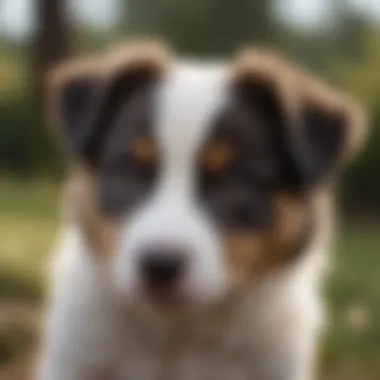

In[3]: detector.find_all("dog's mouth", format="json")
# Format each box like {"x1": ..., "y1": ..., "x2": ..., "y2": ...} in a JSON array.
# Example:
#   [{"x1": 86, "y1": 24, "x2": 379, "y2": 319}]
[{"x1": 142, "y1": 283, "x2": 188, "y2": 312}]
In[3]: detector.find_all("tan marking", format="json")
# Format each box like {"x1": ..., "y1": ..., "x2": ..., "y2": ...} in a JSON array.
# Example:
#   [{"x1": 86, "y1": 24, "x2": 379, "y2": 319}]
[
  {"x1": 65, "y1": 164, "x2": 119, "y2": 261},
  {"x1": 133, "y1": 138, "x2": 157, "y2": 165},
  {"x1": 226, "y1": 233, "x2": 264, "y2": 286},
  {"x1": 225, "y1": 194, "x2": 310, "y2": 285},
  {"x1": 203, "y1": 141, "x2": 232, "y2": 172}
]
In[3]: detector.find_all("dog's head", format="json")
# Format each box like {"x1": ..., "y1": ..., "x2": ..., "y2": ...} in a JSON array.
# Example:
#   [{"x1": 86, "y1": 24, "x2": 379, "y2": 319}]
[{"x1": 47, "y1": 40, "x2": 365, "y2": 312}]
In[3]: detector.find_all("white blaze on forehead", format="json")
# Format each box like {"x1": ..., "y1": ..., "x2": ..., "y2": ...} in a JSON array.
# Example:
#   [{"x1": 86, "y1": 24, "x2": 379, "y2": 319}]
[{"x1": 154, "y1": 62, "x2": 229, "y2": 176}]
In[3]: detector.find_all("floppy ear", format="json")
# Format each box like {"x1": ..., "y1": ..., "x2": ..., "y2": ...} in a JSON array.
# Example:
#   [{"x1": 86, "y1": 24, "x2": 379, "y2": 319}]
[
  {"x1": 47, "y1": 41, "x2": 170, "y2": 164},
  {"x1": 47, "y1": 57, "x2": 101, "y2": 159},
  {"x1": 233, "y1": 51, "x2": 366, "y2": 190},
  {"x1": 297, "y1": 87, "x2": 364, "y2": 187}
]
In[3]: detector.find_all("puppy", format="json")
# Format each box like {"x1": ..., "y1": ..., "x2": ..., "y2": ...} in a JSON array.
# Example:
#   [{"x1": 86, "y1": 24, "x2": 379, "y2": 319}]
[{"x1": 38, "y1": 40, "x2": 365, "y2": 380}]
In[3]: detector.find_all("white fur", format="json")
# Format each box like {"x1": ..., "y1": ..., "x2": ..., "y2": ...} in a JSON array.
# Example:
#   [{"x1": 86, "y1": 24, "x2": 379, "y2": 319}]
[
  {"x1": 114, "y1": 63, "x2": 230, "y2": 305},
  {"x1": 38, "y1": 62, "x2": 328, "y2": 380}
]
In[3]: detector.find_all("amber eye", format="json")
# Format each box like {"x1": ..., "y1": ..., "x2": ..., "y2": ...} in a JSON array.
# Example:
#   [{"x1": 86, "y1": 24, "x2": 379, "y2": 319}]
[
  {"x1": 203, "y1": 141, "x2": 233, "y2": 173},
  {"x1": 133, "y1": 138, "x2": 157, "y2": 165}
]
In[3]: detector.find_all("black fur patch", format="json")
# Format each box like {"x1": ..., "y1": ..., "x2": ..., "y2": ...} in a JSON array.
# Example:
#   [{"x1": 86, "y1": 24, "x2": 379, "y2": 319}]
[
  {"x1": 97, "y1": 86, "x2": 159, "y2": 217},
  {"x1": 197, "y1": 95, "x2": 277, "y2": 231},
  {"x1": 59, "y1": 75, "x2": 99, "y2": 155},
  {"x1": 57, "y1": 64, "x2": 162, "y2": 217}
]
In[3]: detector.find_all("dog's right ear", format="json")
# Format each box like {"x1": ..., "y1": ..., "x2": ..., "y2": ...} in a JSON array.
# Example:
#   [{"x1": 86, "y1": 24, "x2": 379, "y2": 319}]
[
  {"x1": 232, "y1": 49, "x2": 366, "y2": 190},
  {"x1": 47, "y1": 41, "x2": 170, "y2": 164}
]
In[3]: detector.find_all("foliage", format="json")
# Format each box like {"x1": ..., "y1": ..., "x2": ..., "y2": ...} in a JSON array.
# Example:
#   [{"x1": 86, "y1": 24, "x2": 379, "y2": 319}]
[
  {"x1": 326, "y1": 27, "x2": 380, "y2": 211},
  {"x1": 125, "y1": 0, "x2": 278, "y2": 55},
  {"x1": 330, "y1": 28, "x2": 380, "y2": 108},
  {"x1": 0, "y1": 49, "x2": 61, "y2": 176}
]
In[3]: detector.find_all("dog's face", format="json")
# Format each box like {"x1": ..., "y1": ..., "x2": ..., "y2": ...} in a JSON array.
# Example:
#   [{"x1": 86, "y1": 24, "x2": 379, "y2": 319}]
[{"x1": 48, "y1": 42, "x2": 365, "y2": 312}]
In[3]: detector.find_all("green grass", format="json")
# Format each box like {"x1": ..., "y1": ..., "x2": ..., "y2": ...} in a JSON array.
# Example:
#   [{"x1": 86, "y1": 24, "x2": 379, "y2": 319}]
[
  {"x1": 0, "y1": 180, "x2": 59, "y2": 301},
  {"x1": 323, "y1": 230, "x2": 380, "y2": 379},
  {"x1": 0, "y1": 180, "x2": 379, "y2": 378}
]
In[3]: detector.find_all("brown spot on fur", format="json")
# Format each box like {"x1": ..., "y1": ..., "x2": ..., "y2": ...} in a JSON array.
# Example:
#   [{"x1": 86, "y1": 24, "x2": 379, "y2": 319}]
[
  {"x1": 133, "y1": 138, "x2": 157, "y2": 165},
  {"x1": 65, "y1": 164, "x2": 119, "y2": 260},
  {"x1": 225, "y1": 193, "x2": 310, "y2": 284},
  {"x1": 226, "y1": 233, "x2": 264, "y2": 285},
  {"x1": 203, "y1": 141, "x2": 233, "y2": 172}
]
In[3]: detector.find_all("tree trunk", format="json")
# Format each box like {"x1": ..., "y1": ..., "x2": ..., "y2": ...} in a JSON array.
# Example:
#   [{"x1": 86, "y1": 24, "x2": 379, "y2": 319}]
[
  {"x1": 36, "y1": 0, "x2": 71, "y2": 72},
  {"x1": 34, "y1": 0, "x2": 72, "y2": 172},
  {"x1": 35, "y1": 0, "x2": 71, "y2": 105}
]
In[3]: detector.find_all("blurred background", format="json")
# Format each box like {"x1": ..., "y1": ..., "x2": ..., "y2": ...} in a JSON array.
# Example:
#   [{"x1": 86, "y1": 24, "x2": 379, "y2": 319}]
[{"x1": 0, "y1": 0, "x2": 379, "y2": 379}]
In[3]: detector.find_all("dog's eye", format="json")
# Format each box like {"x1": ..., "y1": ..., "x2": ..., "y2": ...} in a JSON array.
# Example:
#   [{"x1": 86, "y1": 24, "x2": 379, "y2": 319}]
[
  {"x1": 133, "y1": 138, "x2": 157, "y2": 166},
  {"x1": 202, "y1": 141, "x2": 233, "y2": 173}
]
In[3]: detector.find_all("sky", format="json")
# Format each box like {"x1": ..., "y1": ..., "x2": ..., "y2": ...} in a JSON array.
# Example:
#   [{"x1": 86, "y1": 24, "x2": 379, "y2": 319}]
[
  {"x1": 0, "y1": 0, "x2": 379, "y2": 41},
  {"x1": 279, "y1": 0, "x2": 380, "y2": 26}
]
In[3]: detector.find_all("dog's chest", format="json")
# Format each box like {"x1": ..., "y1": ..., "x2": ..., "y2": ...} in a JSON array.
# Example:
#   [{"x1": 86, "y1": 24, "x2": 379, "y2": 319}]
[
  {"x1": 112, "y1": 323, "x2": 289, "y2": 380},
  {"x1": 116, "y1": 343, "x2": 252, "y2": 380}
]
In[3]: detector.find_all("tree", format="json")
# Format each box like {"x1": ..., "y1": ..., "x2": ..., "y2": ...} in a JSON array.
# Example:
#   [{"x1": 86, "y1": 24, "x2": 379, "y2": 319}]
[
  {"x1": 35, "y1": 0, "x2": 71, "y2": 97},
  {"x1": 33, "y1": 0, "x2": 72, "y2": 173}
]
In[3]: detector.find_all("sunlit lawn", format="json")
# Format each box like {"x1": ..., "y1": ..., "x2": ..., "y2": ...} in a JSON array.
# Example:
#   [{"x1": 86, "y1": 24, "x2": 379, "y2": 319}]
[
  {"x1": 0, "y1": 180, "x2": 59, "y2": 302},
  {"x1": 0, "y1": 180, "x2": 379, "y2": 379}
]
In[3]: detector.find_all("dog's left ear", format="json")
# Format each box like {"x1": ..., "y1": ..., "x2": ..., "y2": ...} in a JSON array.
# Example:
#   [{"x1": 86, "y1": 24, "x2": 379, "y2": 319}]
[
  {"x1": 233, "y1": 50, "x2": 366, "y2": 189},
  {"x1": 46, "y1": 57, "x2": 101, "y2": 158},
  {"x1": 46, "y1": 40, "x2": 170, "y2": 164}
]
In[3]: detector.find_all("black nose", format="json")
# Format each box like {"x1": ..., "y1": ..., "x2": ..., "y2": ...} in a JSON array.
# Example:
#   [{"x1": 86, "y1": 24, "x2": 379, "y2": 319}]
[{"x1": 139, "y1": 249, "x2": 187, "y2": 288}]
